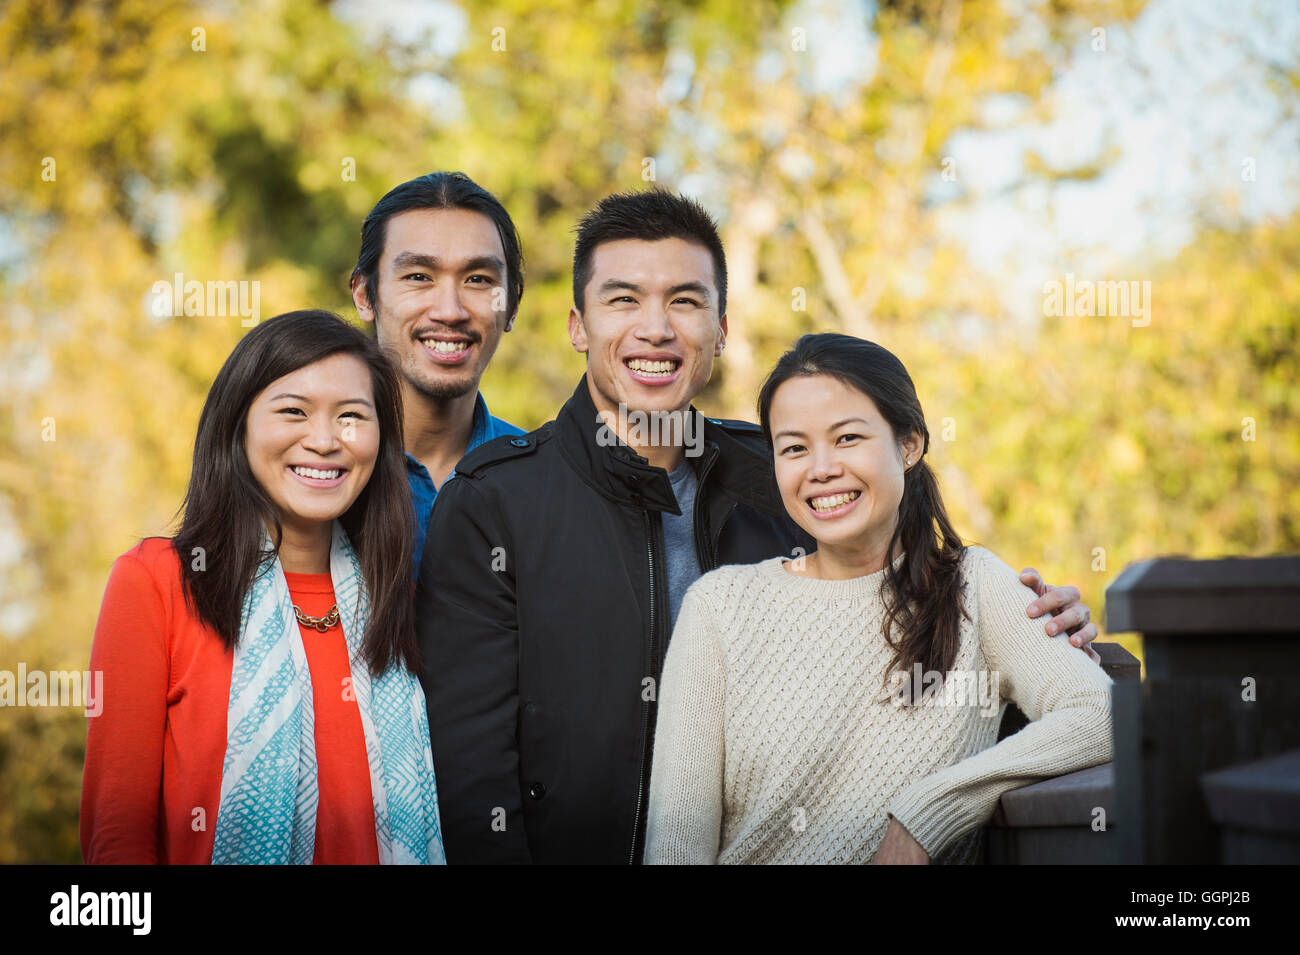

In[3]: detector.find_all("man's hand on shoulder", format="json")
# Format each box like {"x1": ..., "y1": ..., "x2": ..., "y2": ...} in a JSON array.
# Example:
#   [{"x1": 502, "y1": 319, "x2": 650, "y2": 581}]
[{"x1": 1019, "y1": 567, "x2": 1101, "y2": 663}]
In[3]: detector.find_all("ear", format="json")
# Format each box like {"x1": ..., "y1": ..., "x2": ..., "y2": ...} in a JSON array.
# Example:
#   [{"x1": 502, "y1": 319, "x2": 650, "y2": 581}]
[
  {"x1": 714, "y1": 312, "x2": 728, "y2": 356},
  {"x1": 568, "y1": 306, "x2": 589, "y2": 355},
  {"x1": 901, "y1": 431, "x2": 924, "y2": 470},
  {"x1": 350, "y1": 274, "x2": 374, "y2": 325},
  {"x1": 504, "y1": 307, "x2": 518, "y2": 334}
]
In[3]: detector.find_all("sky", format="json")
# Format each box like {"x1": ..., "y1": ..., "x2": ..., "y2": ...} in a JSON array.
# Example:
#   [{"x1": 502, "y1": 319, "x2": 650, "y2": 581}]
[{"x1": 931, "y1": 0, "x2": 1300, "y2": 315}]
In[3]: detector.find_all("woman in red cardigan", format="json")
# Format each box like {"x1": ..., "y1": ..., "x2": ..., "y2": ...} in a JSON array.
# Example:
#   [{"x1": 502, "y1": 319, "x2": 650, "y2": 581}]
[{"x1": 81, "y1": 309, "x2": 444, "y2": 864}]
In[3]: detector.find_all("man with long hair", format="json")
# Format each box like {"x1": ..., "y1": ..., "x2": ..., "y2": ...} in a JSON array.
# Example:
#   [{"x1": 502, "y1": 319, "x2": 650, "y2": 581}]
[{"x1": 350, "y1": 172, "x2": 524, "y2": 574}]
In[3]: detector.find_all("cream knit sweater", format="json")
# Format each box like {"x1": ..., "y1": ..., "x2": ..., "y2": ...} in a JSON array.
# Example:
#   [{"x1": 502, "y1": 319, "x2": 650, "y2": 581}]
[{"x1": 644, "y1": 546, "x2": 1113, "y2": 865}]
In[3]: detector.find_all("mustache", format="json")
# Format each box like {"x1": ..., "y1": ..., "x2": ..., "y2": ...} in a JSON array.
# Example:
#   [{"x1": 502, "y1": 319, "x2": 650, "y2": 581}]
[{"x1": 411, "y1": 328, "x2": 482, "y2": 345}]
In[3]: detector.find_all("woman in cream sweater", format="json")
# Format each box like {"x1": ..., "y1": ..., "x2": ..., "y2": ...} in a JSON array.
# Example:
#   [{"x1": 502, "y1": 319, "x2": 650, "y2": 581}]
[{"x1": 645, "y1": 333, "x2": 1113, "y2": 865}]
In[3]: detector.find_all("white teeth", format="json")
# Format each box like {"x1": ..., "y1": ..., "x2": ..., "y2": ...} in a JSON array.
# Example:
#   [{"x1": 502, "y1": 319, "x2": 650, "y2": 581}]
[
  {"x1": 810, "y1": 491, "x2": 860, "y2": 511},
  {"x1": 292, "y1": 466, "x2": 341, "y2": 480},
  {"x1": 423, "y1": 339, "x2": 470, "y2": 354},
  {"x1": 627, "y1": 358, "x2": 679, "y2": 376}
]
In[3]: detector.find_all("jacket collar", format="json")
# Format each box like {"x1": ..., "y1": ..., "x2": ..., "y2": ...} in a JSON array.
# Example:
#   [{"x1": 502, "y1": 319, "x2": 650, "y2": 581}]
[{"x1": 554, "y1": 375, "x2": 786, "y2": 518}]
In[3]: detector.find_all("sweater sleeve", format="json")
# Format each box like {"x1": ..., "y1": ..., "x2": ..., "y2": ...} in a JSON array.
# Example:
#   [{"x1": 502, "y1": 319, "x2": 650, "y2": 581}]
[
  {"x1": 80, "y1": 549, "x2": 171, "y2": 864},
  {"x1": 884, "y1": 547, "x2": 1113, "y2": 860},
  {"x1": 644, "y1": 583, "x2": 728, "y2": 865}
]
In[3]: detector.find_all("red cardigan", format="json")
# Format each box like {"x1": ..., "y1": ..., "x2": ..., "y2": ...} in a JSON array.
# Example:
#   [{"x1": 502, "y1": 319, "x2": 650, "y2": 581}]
[{"x1": 81, "y1": 537, "x2": 380, "y2": 864}]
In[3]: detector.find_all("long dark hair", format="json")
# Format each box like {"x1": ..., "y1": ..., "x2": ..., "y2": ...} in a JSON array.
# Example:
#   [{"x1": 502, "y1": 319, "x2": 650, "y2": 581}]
[
  {"x1": 758, "y1": 333, "x2": 968, "y2": 699},
  {"x1": 174, "y1": 309, "x2": 416, "y2": 676}
]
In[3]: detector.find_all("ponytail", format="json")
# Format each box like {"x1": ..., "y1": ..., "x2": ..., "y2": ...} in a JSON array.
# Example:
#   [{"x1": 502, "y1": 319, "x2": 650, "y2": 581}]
[{"x1": 880, "y1": 457, "x2": 968, "y2": 703}]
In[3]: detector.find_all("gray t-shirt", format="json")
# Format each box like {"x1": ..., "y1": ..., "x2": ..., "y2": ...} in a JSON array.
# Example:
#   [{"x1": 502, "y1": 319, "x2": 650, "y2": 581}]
[{"x1": 663, "y1": 460, "x2": 704, "y2": 630}]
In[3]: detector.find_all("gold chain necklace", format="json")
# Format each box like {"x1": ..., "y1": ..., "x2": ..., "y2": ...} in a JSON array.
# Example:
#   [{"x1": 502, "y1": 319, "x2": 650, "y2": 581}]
[{"x1": 293, "y1": 604, "x2": 340, "y2": 632}]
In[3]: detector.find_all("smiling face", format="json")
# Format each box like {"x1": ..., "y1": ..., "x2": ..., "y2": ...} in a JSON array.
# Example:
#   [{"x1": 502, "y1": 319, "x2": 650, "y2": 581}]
[
  {"x1": 353, "y1": 207, "x2": 513, "y2": 402},
  {"x1": 568, "y1": 237, "x2": 727, "y2": 419},
  {"x1": 769, "y1": 373, "x2": 923, "y2": 557},
  {"x1": 243, "y1": 352, "x2": 380, "y2": 538}
]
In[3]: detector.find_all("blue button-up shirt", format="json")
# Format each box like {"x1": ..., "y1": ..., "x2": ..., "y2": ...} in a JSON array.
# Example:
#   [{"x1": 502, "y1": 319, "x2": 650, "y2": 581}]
[{"x1": 406, "y1": 392, "x2": 524, "y2": 577}]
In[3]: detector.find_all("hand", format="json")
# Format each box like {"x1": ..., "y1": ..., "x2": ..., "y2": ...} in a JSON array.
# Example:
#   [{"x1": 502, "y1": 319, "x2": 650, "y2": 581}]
[
  {"x1": 869, "y1": 817, "x2": 930, "y2": 865},
  {"x1": 1020, "y1": 567, "x2": 1101, "y2": 663}
]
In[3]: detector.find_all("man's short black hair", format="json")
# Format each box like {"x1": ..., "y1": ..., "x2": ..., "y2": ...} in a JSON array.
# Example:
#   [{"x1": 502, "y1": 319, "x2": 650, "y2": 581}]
[
  {"x1": 351, "y1": 171, "x2": 524, "y2": 320},
  {"x1": 572, "y1": 189, "x2": 727, "y2": 316}
]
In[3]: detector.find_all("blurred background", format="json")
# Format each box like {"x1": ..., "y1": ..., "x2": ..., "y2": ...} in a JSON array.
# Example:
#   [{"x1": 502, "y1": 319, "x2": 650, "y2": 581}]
[{"x1": 0, "y1": 0, "x2": 1296, "y2": 862}]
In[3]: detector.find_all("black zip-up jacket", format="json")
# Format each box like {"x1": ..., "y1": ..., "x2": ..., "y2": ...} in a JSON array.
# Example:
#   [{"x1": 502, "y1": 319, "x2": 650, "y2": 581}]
[{"x1": 415, "y1": 376, "x2": 812, "y2": 864}]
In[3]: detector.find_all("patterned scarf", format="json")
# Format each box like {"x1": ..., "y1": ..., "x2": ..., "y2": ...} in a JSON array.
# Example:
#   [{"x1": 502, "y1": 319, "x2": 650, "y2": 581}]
[{"x1": 211, "y1": 521, "x2": 444, "y2": 864}]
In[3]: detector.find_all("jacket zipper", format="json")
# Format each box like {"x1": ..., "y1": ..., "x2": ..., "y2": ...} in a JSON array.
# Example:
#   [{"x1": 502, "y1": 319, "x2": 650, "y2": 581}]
[
  {"x1": 692, "y1": 444, "x2": 721, "y2": 571},
  {"x1": 629, "y1": 509, "x2": 660, "y2": 863},
  {"x1": 629, "y1": 446, "x2": 722, "y2": 862}
]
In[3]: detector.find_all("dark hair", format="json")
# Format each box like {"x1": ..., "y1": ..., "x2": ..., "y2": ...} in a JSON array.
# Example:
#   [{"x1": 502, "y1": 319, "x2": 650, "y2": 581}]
[
  {"x1": 173, "y1": 310, "x2": 417, "y2": 676},
  {"x1": 757, "y1": 333, "x2": 968, "y2": 699},
  {"x1": 572, "y1": 189, "x2": 727, "y2": 315},
  {"x1": 351, "y1": 171, "x2": 525, "y2": 320}
]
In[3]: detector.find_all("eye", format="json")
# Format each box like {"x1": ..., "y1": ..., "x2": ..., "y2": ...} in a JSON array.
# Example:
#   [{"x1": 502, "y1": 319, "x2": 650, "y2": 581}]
[
  {"x1": 672, "y1": 297, "x2": 701, "y2": 307},
  {"x1": 340, "y1": 410, "x2": 368, "y2": 420},
  {"x1": 276, "y1": 406, "x2": 306, "y2": 417},
  {"x1": 779, "y1": 444, "x2": 806, "y2": 456},
  {"x1": 610, "y1": 295, "x2": 636, "y2": 304},
  {"x1": 466, "y1": 274, "x2": 494, "y2": 285},
  {"x1": 403, "y1": 272, "x2": 430, "y2": 281},
  {"x1": 837, "y1": 433, "x2": 863, "y2": 444}
]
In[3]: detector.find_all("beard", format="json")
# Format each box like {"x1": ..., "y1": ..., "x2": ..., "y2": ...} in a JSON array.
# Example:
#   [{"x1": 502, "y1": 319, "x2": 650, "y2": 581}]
[
  {"x1": 371, "y1": 296, "x2": 484, "y2": 401},
  {"x1": 405, "y1": 360, "x2": 478, "y2": 401}
]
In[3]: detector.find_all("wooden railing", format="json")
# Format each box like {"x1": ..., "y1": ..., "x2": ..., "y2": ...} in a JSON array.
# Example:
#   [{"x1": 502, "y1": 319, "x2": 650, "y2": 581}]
[{"x1": 984, "y1": 555, "x2": 1300, "y2": 864}]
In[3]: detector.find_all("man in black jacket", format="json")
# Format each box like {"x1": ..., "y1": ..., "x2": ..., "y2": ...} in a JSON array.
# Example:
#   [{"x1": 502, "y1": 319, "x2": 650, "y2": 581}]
[{"x1": 415, "y1": 190, "x2": 1096, "y2": 864}]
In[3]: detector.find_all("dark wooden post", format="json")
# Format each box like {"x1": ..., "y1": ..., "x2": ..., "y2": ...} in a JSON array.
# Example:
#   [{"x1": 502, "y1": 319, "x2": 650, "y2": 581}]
[
  {"x1": 1106, "y1": 555, "x2": 1300, "y2": 864},
  {"x1": 1200, "y1": 749, "x2": 1300, "y2": 863}
]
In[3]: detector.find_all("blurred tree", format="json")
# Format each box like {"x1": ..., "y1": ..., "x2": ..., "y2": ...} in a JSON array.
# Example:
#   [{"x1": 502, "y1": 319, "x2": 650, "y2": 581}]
[{"x1": 0, "y1": 0, "x2": 459, "y2": 861}]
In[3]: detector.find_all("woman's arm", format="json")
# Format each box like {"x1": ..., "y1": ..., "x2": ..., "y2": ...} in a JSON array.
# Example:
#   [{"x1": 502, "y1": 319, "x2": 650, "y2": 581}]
[
  {"x1": 80, "y1": 550, "x2": 171, "y2": 864},
  {"x1": 883, "y1": 547, "x2": 1114, "y2": 860},
  {"x1": 644, "y1": 585, "x2": 728, "y2": 865}
]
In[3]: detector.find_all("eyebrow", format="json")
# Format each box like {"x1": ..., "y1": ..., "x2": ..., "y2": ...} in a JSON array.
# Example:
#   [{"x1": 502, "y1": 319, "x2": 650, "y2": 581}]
[
  {"x1": 390, "y1": 251, "x2": 505, "y2": 275},
  {"x1": 598, "y1": 279, "x2": 712, "y2": 300},
  {"x1": 773, "y1": 417, "x2": 871, "y2": 441},
  {"x1": 268, "y1": 393, "x2": 375, "y2": 409},
  {"x1": 829, "y1": 416, "x2": 870, "y2": 431}
]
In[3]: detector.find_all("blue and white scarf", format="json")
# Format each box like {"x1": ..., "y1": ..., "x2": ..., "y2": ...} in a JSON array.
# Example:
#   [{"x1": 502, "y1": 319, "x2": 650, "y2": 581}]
[{"x1": 211, "y1": 522, "x2": 445, "y2": 865}]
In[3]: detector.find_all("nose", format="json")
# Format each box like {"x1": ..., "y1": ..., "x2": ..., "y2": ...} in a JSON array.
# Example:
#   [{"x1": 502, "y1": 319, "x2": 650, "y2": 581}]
[
  {"x1": 634, "y1": 297, "x2": 676, "y2": 344},
  {"x1": 809, "y1": 445, "x2": 843, "y2": 482},
  {"x1": 301, "y1": 412, "x2": 342, "y2": 455},
  {"x1": 426, "y1": 277, "x2": 471, "y2": 325}
]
